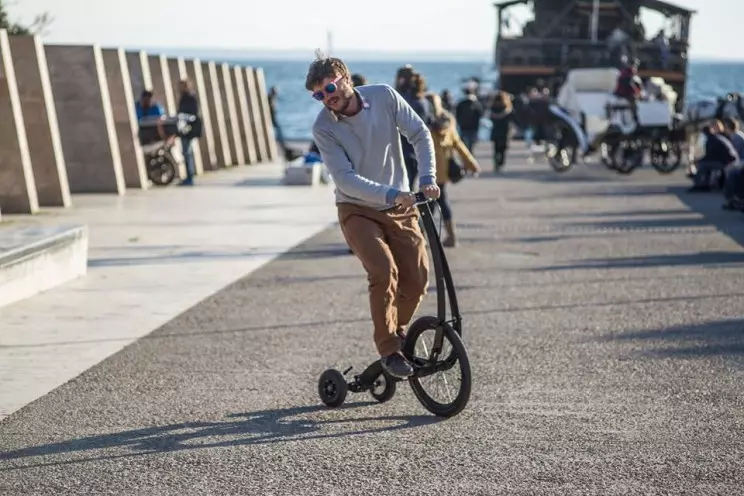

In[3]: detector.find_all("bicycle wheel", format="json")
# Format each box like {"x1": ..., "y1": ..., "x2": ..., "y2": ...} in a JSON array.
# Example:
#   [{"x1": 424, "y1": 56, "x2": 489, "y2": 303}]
[{"x1": 403, "y1": 316, "x2": 471, "y2": 418}]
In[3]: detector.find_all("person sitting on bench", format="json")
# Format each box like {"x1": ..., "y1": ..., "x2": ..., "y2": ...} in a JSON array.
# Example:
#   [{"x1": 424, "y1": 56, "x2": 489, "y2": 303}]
[{"x1": 690, "y1": 120, "x2": 739, "y2": 192}]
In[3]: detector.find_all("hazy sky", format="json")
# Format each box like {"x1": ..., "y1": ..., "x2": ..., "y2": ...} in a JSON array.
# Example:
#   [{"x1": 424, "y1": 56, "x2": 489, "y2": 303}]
[{"x1": 6, "y1": 0, "x2": 737, "y2": 60}]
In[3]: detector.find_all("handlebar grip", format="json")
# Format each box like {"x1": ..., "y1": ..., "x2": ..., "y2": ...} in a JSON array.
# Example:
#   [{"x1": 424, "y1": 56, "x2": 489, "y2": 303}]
[{"x1": 414, "y1": 192, "x2": 429, "y2": 204}]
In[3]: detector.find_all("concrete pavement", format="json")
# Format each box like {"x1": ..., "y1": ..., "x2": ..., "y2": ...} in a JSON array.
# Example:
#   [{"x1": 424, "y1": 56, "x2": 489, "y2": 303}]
[
  {"x1": 1, "y1": 145, "x2": 743, "y2": 494},
  {"x1": 0, "y1": 162, "x2": 337, "y2": 420}
]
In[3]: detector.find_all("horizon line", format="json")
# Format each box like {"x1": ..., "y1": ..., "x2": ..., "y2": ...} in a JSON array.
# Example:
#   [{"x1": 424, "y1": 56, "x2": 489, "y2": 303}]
[{"x1": 58, "y1": 42, "x2": 744, "y2": 64}]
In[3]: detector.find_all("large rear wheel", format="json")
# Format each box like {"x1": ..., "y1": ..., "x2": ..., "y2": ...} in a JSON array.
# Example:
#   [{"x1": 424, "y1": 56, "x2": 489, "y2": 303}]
[{"x1": 403, "y1": 316, "x2": 471, "y2": 418}]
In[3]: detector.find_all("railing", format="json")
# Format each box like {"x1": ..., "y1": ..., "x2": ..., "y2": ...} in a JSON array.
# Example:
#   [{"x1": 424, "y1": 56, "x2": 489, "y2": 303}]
[{"x1": 496, "y1": 37, "x2": 688, "y2": 73}]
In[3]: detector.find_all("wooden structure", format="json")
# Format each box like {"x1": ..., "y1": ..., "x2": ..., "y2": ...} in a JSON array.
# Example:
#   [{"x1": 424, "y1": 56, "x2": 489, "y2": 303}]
[{"x1": 494, "y1": 0, "x2": 695, "y2": 108}]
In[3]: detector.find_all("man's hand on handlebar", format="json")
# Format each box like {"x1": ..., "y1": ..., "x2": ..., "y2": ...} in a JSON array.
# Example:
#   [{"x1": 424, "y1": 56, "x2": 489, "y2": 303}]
[
  {"x1": 395, "y1": 192, "x2": 416, "y2": 208},
  {"x1": 420, "y1": 183, "x2": 440, "y2": 201},
  {"x1": 395, "y1": 183, "x2": 441, "y2": 208}
]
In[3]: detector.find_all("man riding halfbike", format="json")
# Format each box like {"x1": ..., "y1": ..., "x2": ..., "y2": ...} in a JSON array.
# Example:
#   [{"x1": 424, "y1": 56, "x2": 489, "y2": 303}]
[{"x1": 307, "y1": 53, "x2": 440, "y2": 379}]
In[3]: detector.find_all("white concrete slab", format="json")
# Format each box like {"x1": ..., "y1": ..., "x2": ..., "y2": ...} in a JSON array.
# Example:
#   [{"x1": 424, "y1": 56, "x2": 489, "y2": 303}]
[{"x1": 0, "y1": 163, "x2": 337, "y2": 420}]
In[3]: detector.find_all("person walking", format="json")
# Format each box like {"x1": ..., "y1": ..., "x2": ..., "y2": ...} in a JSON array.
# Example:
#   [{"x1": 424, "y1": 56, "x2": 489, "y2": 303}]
[
  {"x1": 454, "y1": 88, "x2": 484, "y2": 152},
  {"x1": 177, "y1": 79, "x2": 202, "y2": 186},
  {"x1": 425, "y1": 93, "x2": 481, "y2": 247},
  {"x1": 487, "y1": 90, "x2": 513, "y2": 171}
]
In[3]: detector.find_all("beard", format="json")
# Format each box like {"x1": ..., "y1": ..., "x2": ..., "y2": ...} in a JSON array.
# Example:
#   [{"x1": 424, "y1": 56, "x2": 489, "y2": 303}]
[{"x1": 325, "y1": 89, "x2": 354, "y2": 115}]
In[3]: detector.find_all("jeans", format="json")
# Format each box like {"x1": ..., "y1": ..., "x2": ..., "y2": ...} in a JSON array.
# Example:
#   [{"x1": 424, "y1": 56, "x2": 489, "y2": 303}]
[
  {"x1": 460, "y1": 130, "x2": 478, "y2": 153},
  {"x1": 338, "y1": 203, "x2": 429, "y2": 357},
  {"x1": 436, "y1": 183, "x2": 452, "y2": 221},
  {"x1": 694, "y1": 160, "x2": 727, "y2": 186},
  {"x1": 182, "y1": 138, "x2": 195, "y2": 179},
  {"x1": 724, "y1": 165, "x2": 744, "y2": 200}
]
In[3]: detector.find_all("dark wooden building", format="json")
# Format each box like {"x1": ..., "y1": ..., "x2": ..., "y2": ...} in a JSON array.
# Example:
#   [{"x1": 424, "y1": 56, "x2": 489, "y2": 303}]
[{"x1": 494, "y1": 0, "x2": 694, "y2": 107}]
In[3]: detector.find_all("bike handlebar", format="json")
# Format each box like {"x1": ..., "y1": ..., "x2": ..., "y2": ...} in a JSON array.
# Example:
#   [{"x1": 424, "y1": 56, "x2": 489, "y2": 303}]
[{"x1": 413, "y1": 192, "x2": 435, "y2": 206}]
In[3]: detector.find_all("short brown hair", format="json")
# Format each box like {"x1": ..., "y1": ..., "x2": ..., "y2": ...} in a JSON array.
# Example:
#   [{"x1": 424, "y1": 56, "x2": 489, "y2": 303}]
[
  {"x1": 723, "y1": 116, "x2": 739, "y2": 131},
  {"x1": 305, "y1": 50, "x2": 350, "y2": 91}
]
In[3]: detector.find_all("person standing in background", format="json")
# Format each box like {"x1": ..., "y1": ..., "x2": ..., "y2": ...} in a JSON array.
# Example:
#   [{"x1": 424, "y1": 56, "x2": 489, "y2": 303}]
[
  {"x1": 440, "y1": 89, "x2": 454, "y2": 112},
  {"x1": 268, "y1": 86, "x2": 288, "y2": 157},
  {"x1": 177, "y1": 80, "x2": 202, "y2": 186},
  {"x1": 425, "y1": 93, "x2": 481, "y2": 247},
  {"x1": 351, "y1": 73, "x2": 367, "y2": 87},
  {"x1": 455, "y1": 88, "x2": 484, "y2": 152},
  {"x1": 488, "y1": 90, "x2": 513, "y2": 171},
  {"x1": 395, "y1": 66, "x2": 432, "y2": 190}
]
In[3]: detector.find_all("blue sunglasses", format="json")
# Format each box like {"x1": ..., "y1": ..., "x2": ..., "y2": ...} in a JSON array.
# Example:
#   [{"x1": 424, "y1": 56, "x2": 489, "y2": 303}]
[{"x1": 312, "y1": 76, "x2": 342, "y2": 101}]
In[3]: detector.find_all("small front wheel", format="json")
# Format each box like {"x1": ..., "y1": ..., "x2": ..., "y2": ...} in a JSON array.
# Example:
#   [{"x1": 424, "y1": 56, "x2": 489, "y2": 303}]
[
  {"x1": 403, "y1": 316, "x2": 472, "y2": 418},
  {"x1": 370, "y1": 372, "x2": 396, "y2": 403},
  {"x1": 318, "y1": 369, "x2": 347, "y2": 408}
]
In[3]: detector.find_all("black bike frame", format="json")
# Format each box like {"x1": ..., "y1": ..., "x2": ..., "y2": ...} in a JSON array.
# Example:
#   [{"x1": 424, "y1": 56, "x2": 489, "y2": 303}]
[
  {"x1": 415, "y1": 193, "x2": 462, "y2": 339},
  {"x1": 349, "y1": 194, "x2": 463, "y2": 388}
]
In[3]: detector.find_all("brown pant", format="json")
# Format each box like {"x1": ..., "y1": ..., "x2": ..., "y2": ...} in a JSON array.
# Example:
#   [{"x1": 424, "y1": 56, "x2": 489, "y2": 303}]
[{"x1": 338, "y1": 203, "x2": 429, "y2": 357}]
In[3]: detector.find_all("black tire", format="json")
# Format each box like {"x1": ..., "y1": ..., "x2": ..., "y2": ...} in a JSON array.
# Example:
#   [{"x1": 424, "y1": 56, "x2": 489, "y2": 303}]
[
  {"x1": 545, "y1": 123, "x2": 577, "y2": 173},
  {"x1": 650, "y1": 140, "x2": 682, "y2": 174},
  {"x1": 370, "y1": 372, "x2": 396, "y2": 403},
  {"x1": 610, "y1": 141, "x2": 644, "y2": 175},
  {"x1": 318, "y1": 369, "x2": 347, "y2": 408},
  {"x1": 546, "y1": 143, "x2": 575, "y2": 173},
  {"x1": 147, "y1": 152, "x2": 177, "y2": 186},
  {"x1": 403, "y1": 316, "x2": 471, "y2": 418}
]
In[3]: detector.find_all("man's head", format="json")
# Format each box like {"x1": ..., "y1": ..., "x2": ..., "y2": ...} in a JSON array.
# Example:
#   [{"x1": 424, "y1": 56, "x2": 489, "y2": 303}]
[
  {"x1": 179, "y1": 79, "x2": 192, "y2": 95},
  {"x1": 712, "y1": 119, "x2": 725, "y2": 134},
  {"x1": 140, "y1": 89, "x2": 154, "y2": 107},
  {"x1": 395, "y1": 65, "x2": 416, "y2": 94},
  {"x1": 305, "y1": 51, "x2": 353, "y2": 113},
  {"x1": 351, "y1": 74, "x2": 367, "y2": 87},
  {"x1": 723, "y1": 116, "x2": 739, "y2": 134}
]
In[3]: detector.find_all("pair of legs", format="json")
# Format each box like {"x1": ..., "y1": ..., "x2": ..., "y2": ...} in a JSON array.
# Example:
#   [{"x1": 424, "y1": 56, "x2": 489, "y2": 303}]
[
  {"x1": 435, "y1": 183, "x2": 457, "y2": 247},
  {"x1": 690, "y1": 160, "x2": 727, "y2": 191},
  {"x1": 460, "y1": 130, "x2": 478, "y2": 153},
  {"x1": 492, "y1": 140, "x2": 507, "y2": 169},
  {"x1": 180, "y1": 137, "x2": 196, "y2": 186},
  {"x1": 338, "y1": 203, "x2": 429, "y2": 376},
  {"x1": 723, "y1": 165, "x2": 744, "y2": 208}
]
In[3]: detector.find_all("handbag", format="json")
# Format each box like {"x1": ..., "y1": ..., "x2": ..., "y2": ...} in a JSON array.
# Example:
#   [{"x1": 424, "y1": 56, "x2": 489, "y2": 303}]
[{"x1": 448, "y1": 155, "x2": 465, "y2": 184}]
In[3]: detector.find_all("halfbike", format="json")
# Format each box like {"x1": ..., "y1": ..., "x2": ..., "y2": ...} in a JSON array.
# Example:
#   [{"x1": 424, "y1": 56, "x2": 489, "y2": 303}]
[{"x1": 317, "y1": 192, "x2": 472, "y2": 418}]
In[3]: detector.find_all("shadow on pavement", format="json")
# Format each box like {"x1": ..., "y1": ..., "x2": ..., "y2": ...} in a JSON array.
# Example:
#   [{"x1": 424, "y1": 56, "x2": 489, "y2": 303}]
[
  {"x1": 480, "y1": 169, "x2": 611, "y2": 183},
  {"x1": 670, "y1": 185, "x2": 744, "y2": 249},
  {"x1": 601, "y1": 318, "x2": 744, "y2": 359},
  {"x1": 562, "y1": 216, "x2": 714, "y2": 230},
  {"x1": 528, "y1": 251, "x2": 744, "y2": 271},
  {"x1": 0, "y1": 403, "x2": 440, "y2": 471},
  {"x1": 87, "y1": 243, "x2": 353, "y2": 268}
]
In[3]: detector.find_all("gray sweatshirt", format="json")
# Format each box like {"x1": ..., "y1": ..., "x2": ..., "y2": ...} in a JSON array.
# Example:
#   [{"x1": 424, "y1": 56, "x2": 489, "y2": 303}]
[{"x1": 312, "y1": 84, "x2": 436, "y2": 210}]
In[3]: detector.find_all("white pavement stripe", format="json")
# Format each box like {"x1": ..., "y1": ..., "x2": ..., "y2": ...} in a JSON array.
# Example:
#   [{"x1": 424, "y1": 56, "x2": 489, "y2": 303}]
[{"x1": 0, "y1": 163, "x2": 338, "y2": 420}]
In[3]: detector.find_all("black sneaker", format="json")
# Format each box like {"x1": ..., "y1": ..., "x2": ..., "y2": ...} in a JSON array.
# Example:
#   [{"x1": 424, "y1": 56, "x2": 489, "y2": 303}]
[{"x1": 381, "y1": 352, "x2": 414, "y2": 379}]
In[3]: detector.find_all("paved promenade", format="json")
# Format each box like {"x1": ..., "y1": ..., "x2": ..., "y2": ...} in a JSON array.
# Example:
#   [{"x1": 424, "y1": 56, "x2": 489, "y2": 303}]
[
  {"x1": 1, "y1": 145, "x2": 744, "y2": 494},
  {"x1": 0, "y1": 163, "x2": 337, "y2": 420}
]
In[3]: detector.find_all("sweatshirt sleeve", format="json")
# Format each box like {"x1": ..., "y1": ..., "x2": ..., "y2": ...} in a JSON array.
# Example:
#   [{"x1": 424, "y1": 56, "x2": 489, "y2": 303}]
[
  {"x1": 312, "y1": 123, "x2": 400, "y2": 205},
  {"x1": 387, "y1": 86, "x2": 437, "y2": 186}
]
